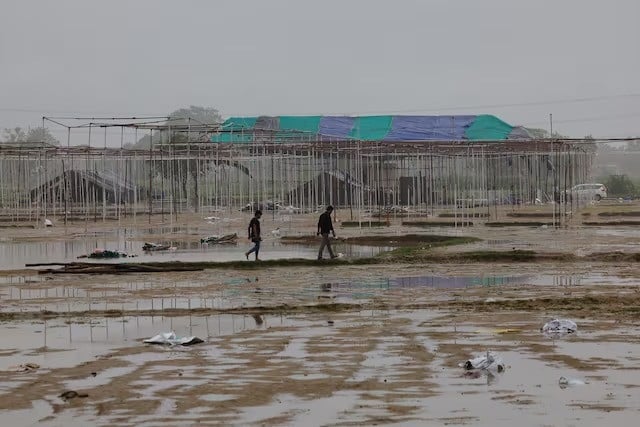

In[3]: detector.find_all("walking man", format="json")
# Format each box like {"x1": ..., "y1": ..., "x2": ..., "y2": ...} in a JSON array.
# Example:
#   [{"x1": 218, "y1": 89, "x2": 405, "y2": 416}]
[
  {"x1": 317, "y1": 205, "x2": 337, "y2": 260},
  {"x1": 245, "y1": 210, "x2": 262, "y2": 261}
]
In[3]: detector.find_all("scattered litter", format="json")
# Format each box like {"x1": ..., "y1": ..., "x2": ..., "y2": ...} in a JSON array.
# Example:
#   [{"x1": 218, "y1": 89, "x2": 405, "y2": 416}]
[
  {"x1": 484, "y1": 297, "x2": 497, "y2": 303},
  {"x1": 142, "y1": 242, "x2": 176, "y2": 252},
  {"x1": 8, "y1": 363, "x2": 40, "y2": 372},
  {"x1": 200, "y1": 233, "x2": 238, "y2": 244},
  {"x1": 559, "y1": 376, "x2": 586, "y2": 388},
  {"x1": 77, "y1": 249, "x2": 131, "y2": 259},
  {"x1": 460, "y1": 351, "x2": 505, "y2": 373},
  {"x1": 143, "y1": 331, "x2": 204, "y2": 346},
  {"x1": 44, "y1": 219, "x2": 53, "y2": 227},
  {"x1": 271, "y1": 228, "x2": 281, "y2": 238},
  {"x1": 541, "y1": 319, "x2": 577, "y2": 335},
  {"x1": 59, "y1": 390, "x2": 88, "y2": 401}
]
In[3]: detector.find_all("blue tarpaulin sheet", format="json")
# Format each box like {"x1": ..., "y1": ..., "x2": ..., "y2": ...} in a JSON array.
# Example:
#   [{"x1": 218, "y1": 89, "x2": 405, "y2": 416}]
[
  {"x1": 386, "y1": 115, "x2": 475, "y2": 141},
  {"x1": 318, "y1": 116, "x2": 356, "y2": 139},
  {"x1": 212, "y1": 114, "x2": 517, "y2": 142}
]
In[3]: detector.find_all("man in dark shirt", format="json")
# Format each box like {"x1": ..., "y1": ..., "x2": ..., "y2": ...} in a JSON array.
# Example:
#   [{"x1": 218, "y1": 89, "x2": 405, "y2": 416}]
[
  {"x1": 317, "y1": 205, "x2": 337, "y2": 260},
  {"x1": 245, "y1": 210, "x2": 262, "y2": 261}
]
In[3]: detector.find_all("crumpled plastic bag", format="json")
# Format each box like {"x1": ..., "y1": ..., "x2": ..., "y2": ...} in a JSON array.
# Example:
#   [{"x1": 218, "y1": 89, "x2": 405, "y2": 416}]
[
  {"x1": 460, "y1": 351, "x2": 505, "y2": 373},
  {"x1": 541, "y1": 319, "x2": 577, "y2": 335},
  {"x1": 558, "y1": 376, "x2": 586, "y2": 389},
  {"x1": 143, "y1": 331, "x2": 204, "y2": 346}
]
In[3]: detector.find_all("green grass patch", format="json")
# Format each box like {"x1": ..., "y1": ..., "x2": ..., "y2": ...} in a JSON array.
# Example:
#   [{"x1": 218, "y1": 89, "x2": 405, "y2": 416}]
[
  {"x1": 597, "y1": 211, "x2": 640, "y2": 217},
  {"x1": 486, "y1": 221, "x2": 550, "y2": 227},
  {"x1": 583, "y1": 220, "x2": 640, "y2": 226},
  {"x1": 438, "y1": 212, "x2": 489, "y2": 218},
  {"x1": 403, "y1": 221, "x2": 474, "y2": 227},
  {"x1": 446, "y1": 250, "x2": 538, "y2": 262},
  {"x1": 341, "y1": 221, "x2": 389, "y2": 227},
  {"x1": 505, "y1": 212, "x2": 557, "y2": 218}
]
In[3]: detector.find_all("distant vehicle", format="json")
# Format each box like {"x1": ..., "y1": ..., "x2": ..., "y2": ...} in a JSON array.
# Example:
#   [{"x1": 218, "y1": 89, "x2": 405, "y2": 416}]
[
  {"x1": 240, "y1": 201, "x2": 281, "y2": 212},
  {"x1": 383, "y1": 205, "x2": 409, "y2": 214},
  {"x1": 279, "y1": 204, "x2": 301, "y2": 213},
  {"x1": 241, "y1": 202, "x2": 263, "y2": 212},
  {"x1": 567, "y1": 183, "x2": 607, "y2": 202}
]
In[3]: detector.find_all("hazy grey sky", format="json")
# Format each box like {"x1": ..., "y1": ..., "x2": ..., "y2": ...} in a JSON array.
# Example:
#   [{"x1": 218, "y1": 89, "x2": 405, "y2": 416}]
[{"x1": 1, "y1": 0, "x2": 639, "y2": 144}]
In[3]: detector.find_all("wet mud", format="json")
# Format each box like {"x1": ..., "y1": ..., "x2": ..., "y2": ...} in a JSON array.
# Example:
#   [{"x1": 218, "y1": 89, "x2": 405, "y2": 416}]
[{"x1": 1, "y1": 206, "x2": 640, "y2": 425}]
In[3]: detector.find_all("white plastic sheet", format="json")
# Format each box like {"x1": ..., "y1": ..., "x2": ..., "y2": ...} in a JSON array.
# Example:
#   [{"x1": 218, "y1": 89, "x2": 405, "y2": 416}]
[
  {"x1": 460, "y1": 351, "x2": 505, "y2": 373},
  {"x1": 143, "y1": 332, "x2": 204, "y2": 346},
  {"x1": 541, "y1": 319, "x2": 577, "y2": 335}
]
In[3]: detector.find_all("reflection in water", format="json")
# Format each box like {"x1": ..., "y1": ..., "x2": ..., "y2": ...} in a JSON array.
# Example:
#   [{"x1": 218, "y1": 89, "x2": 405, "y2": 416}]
[
  {"x1": 0, "y1": 313, "x2": 274, "y2": 351},
  {"x1": 317, "y1": 274, "x2": 585, "y2": 298},
  {"x1": 0, "y1": 273, "x2": 589, "y2": 316},
  {"x1": 0, "y1": 239, "x2": 388, "y2": 269}
]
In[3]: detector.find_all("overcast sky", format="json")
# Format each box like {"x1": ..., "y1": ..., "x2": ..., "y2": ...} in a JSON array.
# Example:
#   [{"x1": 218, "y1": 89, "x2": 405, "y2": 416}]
[{"x1": 1, "y1": 0, "x2": 639, "y2": 145}]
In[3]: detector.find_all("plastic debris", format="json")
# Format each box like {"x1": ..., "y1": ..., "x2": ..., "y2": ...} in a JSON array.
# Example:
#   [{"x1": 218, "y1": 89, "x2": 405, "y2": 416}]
[
  {"x1": 200, "y1": 233, "x2": 238, "y2": 244},
  {"x1": 9, "y1": 363, "x2": 40, "y2": 372},
  {"x1": 559, "y1": 376, "x2": 586, "y2": 388},
  {"x1": 59, "y1": 390, "x2": 88, "y2": 401},
  {"x1": 271, "y1": 228, "x2": 281, "y2": 238},
  {"x1": 44, "y1": 219, "x2": 53, "y2": 227},
  {"x1": 541, "y1": 319, "x2": 577, "y2": 335},
  {"x1": 460, "y1": 351, "x2": 505, "y2": 373},
  {"x1": 143, "y1": 331, "x2": 204, "y2": 346},
  {"x1": 142, "y1": 242, "x2": 175, "y2": 252},
  {"x1": 77, "y1": 249, "x2": 129, "y2": 259}
]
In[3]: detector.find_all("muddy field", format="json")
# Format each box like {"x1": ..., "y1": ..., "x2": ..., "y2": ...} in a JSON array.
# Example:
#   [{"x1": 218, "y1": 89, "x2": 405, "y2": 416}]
[{"x1": 1, "y1": 203, "x2": 639, "y2": 426}]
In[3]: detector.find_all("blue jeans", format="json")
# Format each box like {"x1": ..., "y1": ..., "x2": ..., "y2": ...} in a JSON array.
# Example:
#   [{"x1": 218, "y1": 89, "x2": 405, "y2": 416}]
[{"x1": 247, "y1": 240, "x2": 260, "y2": 259}]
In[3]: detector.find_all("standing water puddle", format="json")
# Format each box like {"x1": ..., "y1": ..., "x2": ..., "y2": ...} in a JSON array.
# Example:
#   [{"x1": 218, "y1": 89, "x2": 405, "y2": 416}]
[{"x1": 0, "y1": 239, "x2": 387, "y2": 269}]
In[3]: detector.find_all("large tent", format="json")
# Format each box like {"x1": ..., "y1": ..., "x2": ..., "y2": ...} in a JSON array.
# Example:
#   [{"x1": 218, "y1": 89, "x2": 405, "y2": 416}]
[{"x1": 211, "y1": 114, "x2": 529, "y2": 143}]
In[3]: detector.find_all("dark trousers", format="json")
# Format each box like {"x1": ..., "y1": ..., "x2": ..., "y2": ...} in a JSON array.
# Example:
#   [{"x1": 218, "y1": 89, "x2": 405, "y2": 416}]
[{"x1": 318, "y1": 233, "x2": 335, "y2": 259}]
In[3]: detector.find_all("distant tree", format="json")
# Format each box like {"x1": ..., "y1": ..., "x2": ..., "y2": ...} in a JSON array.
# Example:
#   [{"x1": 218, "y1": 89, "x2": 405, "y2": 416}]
[
  {"x1": 525, "y1": 128, "x2": 568, "y2": 139},
  {"x1": 2, "y1": 126, "x2": 59, "y2": 145},
  {"x1": 2, "y1": 127, "x2": 27, "y2": 143},
  {"x1": 626, "y1": 140, "x2": 640, "y2": 151},
  {"x1": 602, "y1": 174, "x2": 636, "y2": 197},
  {"x1": 168, "y1": 105, "x2": 222, "y2": 125},
  {"x1": 597, "y1": 143, "x2": 615, "y2": 152},
  {"x1": 129, "y1": 106, "x2": 222, "y2": 149},
  {"x1": 26, "y1": 127, "x2": 60, "y2": 145}
]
